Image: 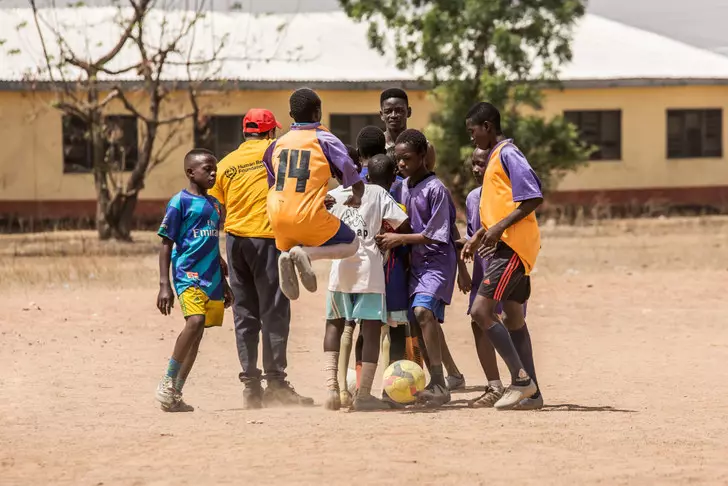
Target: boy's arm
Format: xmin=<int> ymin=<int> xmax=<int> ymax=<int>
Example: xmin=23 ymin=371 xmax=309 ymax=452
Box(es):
xmin=482 ymin=197 xmax=543 ymax=248
xmin=262 ymin=142 xmax=277 ymax=188
xmin=317 ymin=130 xmax=364 ymax=207
xmin=157 ymin=238 xmax=174 ymax=316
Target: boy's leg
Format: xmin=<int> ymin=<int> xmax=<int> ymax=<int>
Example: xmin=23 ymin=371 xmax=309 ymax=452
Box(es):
xmin=337 ymin=321 xmax=356 ymax=407
xmin=226 ymin=234 xmax=265 ymax=409
xmin=411 ymin=297 xmax=450 ymax=407
xmin=323 ymin=317 xmax=347 ymax=410
xmin=354 ymin=328 xmax=364 ymax=388
xmin=388 ymin=324 xmax=407 ymax=362
xmin=379 ymin=325 xmax=390 ymax=371
xmin=502 ymin=300 xmax=542 ymax=410
xmin=289 ymin=221 xmax=359 ymax=293
xmin=440 ymin=326 xmax=465 ymax=391
xmin=353 ymin=319 xmax=391 ymax=411
xmin=156 ymin=312 xmax=205 ymax=411
xmin=470 ymin=317 xmax=505 ymax=408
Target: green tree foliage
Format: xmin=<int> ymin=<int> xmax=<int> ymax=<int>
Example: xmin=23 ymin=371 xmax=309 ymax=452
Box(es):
xmin=340 ymin=0 xmax=592 ymax=200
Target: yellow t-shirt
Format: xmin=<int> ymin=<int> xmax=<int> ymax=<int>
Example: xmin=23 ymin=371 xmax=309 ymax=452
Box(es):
xmin=209 ymin=139 xmax=275 ymax=239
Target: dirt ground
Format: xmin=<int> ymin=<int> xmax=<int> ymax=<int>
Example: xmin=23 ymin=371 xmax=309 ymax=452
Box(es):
xmin=2 ymin=218 xmax=728 ymax=485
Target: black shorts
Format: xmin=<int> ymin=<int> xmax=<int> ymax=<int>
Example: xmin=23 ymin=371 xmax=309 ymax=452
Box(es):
xmin=477 ymin=243 xmax=531 ymax=304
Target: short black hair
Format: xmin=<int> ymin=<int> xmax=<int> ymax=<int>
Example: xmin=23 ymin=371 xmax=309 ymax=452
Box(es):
xmin=466 ymin=102 xmax=502 ymax=133
xmin=184 ymin=148 xmax=216 ymax=168
xmin=356 ymin=126 xmax=386 ymax=159
xmin=289 ymin=88 xmax=321 ymax=122
xmin=242 ymin=122 xmax=272 ymax=138
xmin=367 ymin=153 xmax=396 ymax=184
xmin=395 ymin=128 xmax=428 ymax=156
xmin=380 ymin=88 xmax=408 ymax=106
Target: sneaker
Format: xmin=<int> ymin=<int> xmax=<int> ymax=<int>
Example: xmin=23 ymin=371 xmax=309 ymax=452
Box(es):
xmin=324 ymin=389 xmax=341 ymax=411
xmin=415 ymin=382 xmax=451 ymax=408
xmin=471 ymin=385 xmax=504 ymax=408
xmin=289 ymin=246 xmax=317 ymax=293
xmin=512 ymin=393 xmax=544 ymax=411
xmin=263 ymin=380 xmax=315 ymax=407
xmin=352 ymin=394 xmax=392 ymax=411
xmin=243 ymin=381 xmax=263 ymax=410
xmin=494 ymin=380 xmax=538 ymax=410
xmin=340 ymin=390 xmax=354 ymax=408
xmin=155 ymin=376 xmax=177 ymax=408
xmin=446 ymin=373 xmax=466 ymax=391
xmin=278 ymin=252 xmax=300 ymax=300
xmin=161 ymin=397 xmax=195 ymax=413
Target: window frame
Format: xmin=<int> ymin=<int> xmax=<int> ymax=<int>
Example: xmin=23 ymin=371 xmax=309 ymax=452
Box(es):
xmin=62 ymin=114 xmax=139 ymax=174
xmin=666 ymin=108 xmax=723 ymax=159
xmin=563 ymin=109 xmax=622 ymax=162
xmin=329 ymin=113 xmax=385 ymax=146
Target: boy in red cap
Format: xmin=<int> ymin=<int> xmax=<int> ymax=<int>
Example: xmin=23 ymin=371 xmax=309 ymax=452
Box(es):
xmin=209 ymin=108 xmax=314 ymax=409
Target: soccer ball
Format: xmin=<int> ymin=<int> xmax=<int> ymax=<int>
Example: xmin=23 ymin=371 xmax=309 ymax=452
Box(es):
xmin=382 ymin=360 xmax=426 ymax=404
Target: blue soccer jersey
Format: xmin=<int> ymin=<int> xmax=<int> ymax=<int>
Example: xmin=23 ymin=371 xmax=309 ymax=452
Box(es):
xmin=158 ymin=189 xmax=223 ymax=300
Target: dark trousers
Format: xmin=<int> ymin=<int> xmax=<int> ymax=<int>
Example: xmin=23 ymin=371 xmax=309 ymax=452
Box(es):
xmin=226 ymin=234 xmax=290 ymax=383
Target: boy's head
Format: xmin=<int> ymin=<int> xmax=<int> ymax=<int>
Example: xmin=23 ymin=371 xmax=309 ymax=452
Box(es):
xmin=184 ymin=148 xmax=218 ymax=190
xmin=289 ymin=88 xmax=322 ymax=123
xmin=356 ymin=125 xmax=386 ymax=160
xmin=465 ymin=102 xmax=502 ymax=151
xmin=394 ymin=129 xmax=428 ymax=179
xmin=243 ymin=108 xmax=281 ymax=140
xmin=346 ymin=144 xmax=362 ymax=173
xmin=367 ymin=153 xmax=397 ymax=191
xmin=380 ymin=88 xmax=411 ymax=133
xmin=470 ymin=147 xmax=488 ymax=185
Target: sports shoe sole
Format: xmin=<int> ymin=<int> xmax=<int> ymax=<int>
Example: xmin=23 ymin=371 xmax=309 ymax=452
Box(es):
xmin=494 ymin=381 xmax=538 ymax=410
xmin=278 ymin=252 xmax=300 ymax=300
xmin=290 ymin=246 xmax=317 ymax=293
xmin=512 ymin=394 xmax=544 ymax=410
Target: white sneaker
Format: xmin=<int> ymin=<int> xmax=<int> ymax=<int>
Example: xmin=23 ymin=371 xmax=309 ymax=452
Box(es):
xmin=494 ymin=380 xmax=538 ymax=410
xmin=278 ymin=251 xmax=300 ymax=300
xmin=289 ymin=246 xmax=317 ymax=293
xmin=471 ymin=385 xmax=504 ymax=408
xmin=155 ymin=376 xmax=177 ymax=408
xmin=512 ymin=393 xmax=544 ymax=410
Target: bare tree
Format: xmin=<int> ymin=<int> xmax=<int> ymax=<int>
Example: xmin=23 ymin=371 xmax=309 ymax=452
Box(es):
xmin=28 ymin=0 xmax=227 ymax=240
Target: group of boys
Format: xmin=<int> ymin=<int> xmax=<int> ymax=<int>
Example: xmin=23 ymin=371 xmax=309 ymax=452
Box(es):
xmin=154 ymin=85 xmax=544 ymax=412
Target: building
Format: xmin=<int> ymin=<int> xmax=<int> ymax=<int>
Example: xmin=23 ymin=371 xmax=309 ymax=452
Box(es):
xmin=1 ymin=6 xmax=728 ymax=225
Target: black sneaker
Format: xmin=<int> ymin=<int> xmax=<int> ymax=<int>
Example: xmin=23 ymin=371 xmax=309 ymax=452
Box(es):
xmin=243 ymin=381 xmax=263 ymax=409
xmin=415 ymin=382 xmax=451 ymax=408
xmin=263 ymin=380 xmax=315 ymax=407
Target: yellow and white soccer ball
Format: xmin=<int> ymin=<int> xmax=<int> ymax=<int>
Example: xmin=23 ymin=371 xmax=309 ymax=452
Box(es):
xmin=382 ymin=360 xmax=426 ymax=404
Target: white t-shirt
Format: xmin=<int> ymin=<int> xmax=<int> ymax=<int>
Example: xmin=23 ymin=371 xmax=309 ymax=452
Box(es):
xmin=328 ymin=184 xmax=408 ymax=294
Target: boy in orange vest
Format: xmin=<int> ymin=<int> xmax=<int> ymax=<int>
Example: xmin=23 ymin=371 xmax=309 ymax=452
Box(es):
xmin=462 ymin=102 xmax=543 ymax=410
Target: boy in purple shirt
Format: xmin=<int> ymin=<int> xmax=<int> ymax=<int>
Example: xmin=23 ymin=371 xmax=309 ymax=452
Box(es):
xmin=376 ymin=129 xmax=457 ymax=407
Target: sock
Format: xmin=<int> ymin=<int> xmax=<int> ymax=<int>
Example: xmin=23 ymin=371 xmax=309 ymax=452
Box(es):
xmin=174 ymin=377 xmax=186 ymax=392
xmin=379 ymin=326 xmax=390 ymax=370
xmin=412 ymin=337 xmax=424 ymax=368
xmin=509 ymin=324 xmax=540 ymax=398
xmin=166 ymin=358 xmax=181 ymax=380
xmin=338 ymin=326 xmax=354 ymax=392
xmin=303 ymin=239 xmax=359 ymax=261
xmin=488 ymin=379 xmax=503 ymax=390
xmin=485 ymin=321 xmax=529 ymax=385
xmin=429 ymin=364 xmax=446 ymax=388
xmin=324 ymin=351 xmax=339 ymax=391
xmin=358 ymin=362 xmax=377 ymax=397
xmin=355 ymin=362 xmax=362 ymax=389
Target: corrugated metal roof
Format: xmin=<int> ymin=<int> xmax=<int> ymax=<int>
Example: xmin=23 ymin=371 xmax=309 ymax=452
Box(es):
xmin=3 ymin=7 xmax=728 ymax=86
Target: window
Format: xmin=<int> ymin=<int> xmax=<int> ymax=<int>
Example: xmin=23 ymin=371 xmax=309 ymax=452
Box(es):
xmin=667 ymin=109 xmax=723 ymax=159
xmin=330 ymin=114 xmax=385 ymax=146
xmin=195 ymin=115 xmax=243 ymax=159
xmin=564 ymin=110 xmax=622 ymax=161
xmin=62 ymin=115 xmax=138 ymax=173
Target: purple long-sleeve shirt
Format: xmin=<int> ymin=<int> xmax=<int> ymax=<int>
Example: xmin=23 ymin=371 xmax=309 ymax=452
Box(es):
xmin=262 ymin=122 xmax=362 ymax=188
xmin=401 ymin=173 xmax=457 ymax=305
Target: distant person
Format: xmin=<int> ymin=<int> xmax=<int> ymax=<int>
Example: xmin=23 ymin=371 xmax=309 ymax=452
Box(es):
xmin=209 ymin=109 xmax=313 ymax=409
xmin=379 ymin=88 xmax=436 ymax=172
xmin=155 ymin=149 xmax=233 ymax=412
xmin=462 ymin=102 xmax=543 ymax=410
xmin=263 ymin=88 xmax=365 ymax=300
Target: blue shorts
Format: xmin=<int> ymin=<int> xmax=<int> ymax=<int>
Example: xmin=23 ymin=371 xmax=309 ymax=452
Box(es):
xmin=409 ymin=293 xmax=446 ymax=323
xmin=322 ymin=220 xmax=355 ymax=246
xmin=326 ymin=291 xmax=387 ymax=323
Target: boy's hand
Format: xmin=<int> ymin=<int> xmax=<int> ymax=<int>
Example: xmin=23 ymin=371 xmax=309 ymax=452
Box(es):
xmin=343 ymin=193 xmax=362 ymax=208
xmin=457 ymin=268 xmax=472 ymax=294
xmin=223 ymin=281 xmax=234 ymax=308
xmin=482 ymin=223 xmax=505 ymax=249
xmin=220 ymin=256 xmax=229 ymax=278
xmin=324 ymin=194 xmax=336 ymax=210
xmin=462 ymin=236 xmax=481 ymax=262
xmin=157 ymin=284 xmax=174 ymax=316
xmin=375 ymin=232 xmax=402 ymax=250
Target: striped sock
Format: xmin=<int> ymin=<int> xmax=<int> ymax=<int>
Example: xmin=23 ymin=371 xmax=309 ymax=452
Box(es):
xmin=166 ymin=358 xmax=181 ymax=379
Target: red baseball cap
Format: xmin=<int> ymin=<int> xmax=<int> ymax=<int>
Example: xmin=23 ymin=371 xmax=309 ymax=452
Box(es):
xmin=243 ymin=108 xmax=282 ymax=134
